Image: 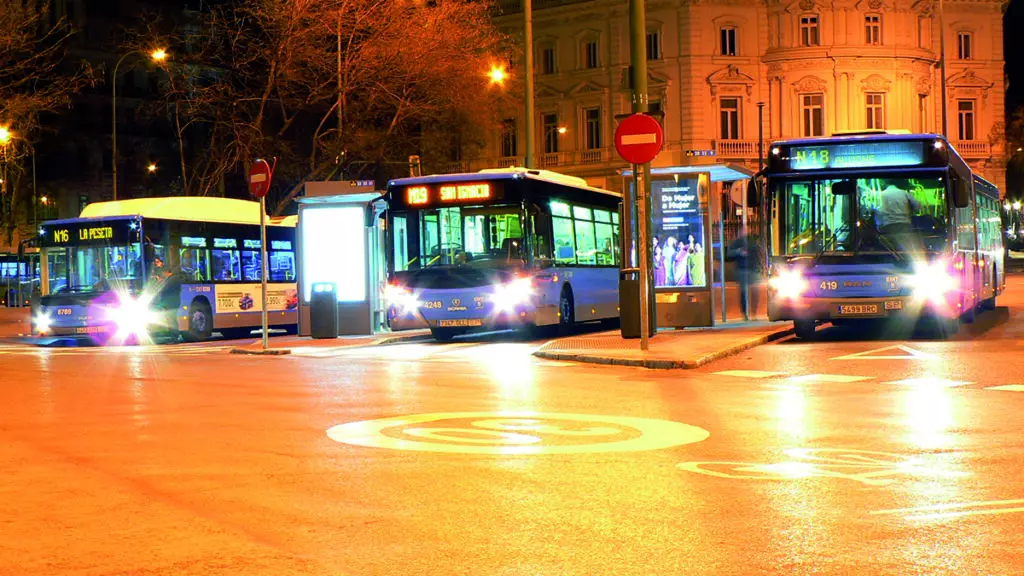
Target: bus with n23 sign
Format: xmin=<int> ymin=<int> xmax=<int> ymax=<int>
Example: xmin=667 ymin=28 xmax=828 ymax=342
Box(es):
xmin=384 ymin=168 xmax=622 ymax=341
xmin=32 ymin=197 xmax=298 ymax=344
xmin=756 ymin=132 xmax=1004 ymax=339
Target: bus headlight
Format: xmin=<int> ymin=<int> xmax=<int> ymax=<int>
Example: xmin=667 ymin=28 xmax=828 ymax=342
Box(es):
xmin=33 ymin=312 xmax=52 ymax=335
xmin=384 ymin=284 xmax=420 ymax=314
xmin=768 ymin=269 xmax=807 ymax=300
xmin=907 ymin=261 xmax=957 ymax=304
xmin=110 ymin=295 xmax=159 ymax=338
xmin=490 ymin=277 xmax=533 ymax=313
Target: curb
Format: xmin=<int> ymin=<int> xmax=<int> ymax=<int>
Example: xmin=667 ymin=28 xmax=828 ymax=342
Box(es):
xmin=532 ymin=326 xmax=794 ymax=370
xmin=228 ymin=331 xmax=433 ymax=356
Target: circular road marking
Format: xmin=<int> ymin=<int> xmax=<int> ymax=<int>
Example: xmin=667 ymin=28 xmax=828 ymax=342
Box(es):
xmin=326 ymin=412 xmax=710 ymax=455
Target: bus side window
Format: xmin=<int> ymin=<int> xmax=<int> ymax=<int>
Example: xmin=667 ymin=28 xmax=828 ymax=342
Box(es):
xmin=530 ymin=212 xmax=553 ymax=265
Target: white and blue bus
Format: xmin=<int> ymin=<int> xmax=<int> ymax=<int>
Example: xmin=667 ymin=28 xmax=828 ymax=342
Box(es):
xmin=758 ymin=132 xmax=1004 ymax=338
xmin=384 ymin=168 xmax=622 ymax=340
xmin=33 ymin=197 xmax=298 ymax=343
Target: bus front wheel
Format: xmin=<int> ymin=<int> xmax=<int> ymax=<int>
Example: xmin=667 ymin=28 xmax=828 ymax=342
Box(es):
xmin=183 ymin=301 xmax=213 ymax=342
xmin=794 ymin=320 xmax=816 ymax=340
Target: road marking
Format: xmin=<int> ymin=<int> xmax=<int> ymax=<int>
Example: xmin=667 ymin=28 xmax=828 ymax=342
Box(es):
xmin=831 ymin=344 xmax=936 ymax=361
xmin=986 ymin=385 xmax=1024 ymax=392
xmin=326 ymin=412 xmax=710 ymax=455
xmin=712 ymin=370 xmax=785 ymax=379
xmin=677 ymin=448 xmax=968 ymax=486
xmin=871 ymin=499 xmax=1024 ymax=521
xmin=789 ymin=374 xmax=874 ymax=383
xmin=883 ymin=377 xmax=973 ymax=388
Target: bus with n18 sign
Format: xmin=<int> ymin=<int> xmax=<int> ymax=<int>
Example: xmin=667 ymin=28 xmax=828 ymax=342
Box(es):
xmin=32 ymin=197 xmax=298 ymax=344
xmin=385 ymin=168 xmax=622 ymax=341
xmin=756 ymin=132 xmax=1004 ymax=339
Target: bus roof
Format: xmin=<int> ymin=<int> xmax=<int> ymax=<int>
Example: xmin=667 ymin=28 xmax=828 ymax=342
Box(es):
xmin=388 ymin=167 xmax=620 ymax=199
xmin=66 ymin=197 xmax=297 ymax=227
xmin=769 ymin=132 xmax=946 ymax=148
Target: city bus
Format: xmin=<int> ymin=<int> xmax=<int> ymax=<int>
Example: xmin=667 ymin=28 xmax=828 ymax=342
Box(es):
xmin=384 ymin=168 xmax=622 ymax=340
xmin=0 ymin=249 xmax=40 ymax=307
xmin=756 ymin=132 xmax=1004 ymax=339
xmin=32 ymin=197 xmax=298 ymax=343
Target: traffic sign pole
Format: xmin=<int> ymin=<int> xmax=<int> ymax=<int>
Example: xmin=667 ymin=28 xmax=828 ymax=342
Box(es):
xmin=248 ymin=158 xmax=275 ymax=353
xmin=260 ymin=196 xmax=269 ymax=352
xmin=635 ymin=164 xmax=651 ymax=351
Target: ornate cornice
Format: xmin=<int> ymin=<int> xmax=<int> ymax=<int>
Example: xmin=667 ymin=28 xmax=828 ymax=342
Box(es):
xmin=860 ymin=73 xmax=892 ymax=92
xmin=793 ymin=74 xmax=829 ymax=92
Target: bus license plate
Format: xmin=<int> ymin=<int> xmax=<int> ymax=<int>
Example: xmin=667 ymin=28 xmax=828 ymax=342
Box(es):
xmin=437 ymin=319 xmax=483 ymax=327
xmin=75 ymin=325 xmax=109 ymax=334
xmin=838 ymin=304 xmax=879 ymax=315
xmin=884 ymin=300 xmax=903 ymax=310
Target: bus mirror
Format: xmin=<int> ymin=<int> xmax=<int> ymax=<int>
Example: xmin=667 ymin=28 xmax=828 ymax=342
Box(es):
xmin=831 ymin=180 xmax=856 ymax=196
xmin=953 ymin=184 xmax=970 ymax=208
xmin=746 ymin=179 xmax=761 ymax=208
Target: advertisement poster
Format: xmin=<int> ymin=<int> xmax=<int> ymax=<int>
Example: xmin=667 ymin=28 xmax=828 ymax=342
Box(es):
xmin=650 ymin=179 xmax=706 ymax=288
xmin=214 ymin=283 xmax=299 ymax=313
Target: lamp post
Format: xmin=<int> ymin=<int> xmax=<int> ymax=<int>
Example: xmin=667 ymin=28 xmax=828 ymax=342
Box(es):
xmin=0 ymin=126 xmax=10 ymax=209
xmin=112 ymin=49 xmax=167 ymax=201
xmin=523 ymin=0 xmax=535 ymax=169
xmin=939 ymin=0 xmax=947 ymax=137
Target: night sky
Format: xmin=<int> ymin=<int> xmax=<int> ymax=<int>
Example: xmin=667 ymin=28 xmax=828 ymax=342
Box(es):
xmin=1005 ymin=0 xmax=1022 ymax=197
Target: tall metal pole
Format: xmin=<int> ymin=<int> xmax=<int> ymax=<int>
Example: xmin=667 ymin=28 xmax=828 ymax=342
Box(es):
xmin=523 ymin=0 xmax=535 ymax=169
xmin=111 ymin=52 xmax=135 ymax=202
xmin=260 ymin=197 xmax=269 ymax=352
xmin=939 ymin=0 xmax=948 ymax=137
xmin=629 ymin=0 xmax=652 ymax=350
xmin=31 ymin=149 xmax=36 ymax=227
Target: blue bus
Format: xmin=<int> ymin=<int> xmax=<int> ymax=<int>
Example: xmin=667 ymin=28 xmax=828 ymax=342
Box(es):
xmin=757 ymin=132 xmax=1004 ymax=338
xmin=384 ymin=168 xmax=622 ymax=340
xmin=33 ymin=197 xmax=298 ymax=343
xmin=1 ymin=250 xmax=40 ymax=307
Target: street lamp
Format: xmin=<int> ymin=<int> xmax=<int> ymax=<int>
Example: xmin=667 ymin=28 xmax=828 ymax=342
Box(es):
xmin=147 ymin=163 xmax=157 ymax=173
xmin=1014 ymin=201 xmax=1021 ymax=211
xmin=112 ymin=48 xmax=168 ymax=201
xmin=557 ymin=126 xmax=567 ymax=135
xmin=487 ymin=65 xmax=508 ymax=86
xmin=0 ymin=126 xmax=10 ymax=145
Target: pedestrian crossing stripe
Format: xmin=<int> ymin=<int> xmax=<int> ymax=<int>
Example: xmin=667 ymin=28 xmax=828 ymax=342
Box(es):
xmin=830 ymin=344 xmax=937 ymax=361
xmin=985 ymin=385 xmax=1024 ymax=392
xmin=882 ymin=377 xmax=974 ymax=388
xmin=789 ymin=374 xmax=874 ymax=383
xmin=713 ymin=370 xmax=785 ymax=379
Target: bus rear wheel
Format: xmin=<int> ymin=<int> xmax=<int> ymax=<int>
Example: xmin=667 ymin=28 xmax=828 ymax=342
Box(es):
xmin=793 ymin=320 xmax=816 ymax=340
xmin=558 ymin=289 xmax=576 ymax=336
xmin=183 ymin=301 xmax=213 ymax=342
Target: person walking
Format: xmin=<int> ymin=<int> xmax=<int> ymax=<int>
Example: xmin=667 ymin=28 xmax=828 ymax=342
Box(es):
xmin=729 ymin=234 xmax=764 ymax=321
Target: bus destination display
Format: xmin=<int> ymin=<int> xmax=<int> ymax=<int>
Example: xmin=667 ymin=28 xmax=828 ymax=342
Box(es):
xmin=783 ymin=141 xmax=927 ymax=171
xmin=403 ymin=182 xmax=498 ymax=207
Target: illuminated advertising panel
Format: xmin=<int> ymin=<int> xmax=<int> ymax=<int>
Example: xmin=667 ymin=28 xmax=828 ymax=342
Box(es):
xmin=301 ymin=206 xmax=366 ymax=303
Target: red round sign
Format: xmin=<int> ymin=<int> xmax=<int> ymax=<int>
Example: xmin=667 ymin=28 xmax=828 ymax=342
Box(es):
xmin=614 ymin=113 xmax=664 ymax=165
xmin=248 ymin=159 xmax=273 ymax=199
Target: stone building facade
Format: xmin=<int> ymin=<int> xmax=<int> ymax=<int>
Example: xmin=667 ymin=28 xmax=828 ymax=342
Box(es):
xmin=461 ymin=0 xmax=1006 ymax=195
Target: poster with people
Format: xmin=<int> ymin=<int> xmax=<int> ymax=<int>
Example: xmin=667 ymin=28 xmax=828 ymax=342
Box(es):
xmin=650 ymin=178 xmax=707 ymax=288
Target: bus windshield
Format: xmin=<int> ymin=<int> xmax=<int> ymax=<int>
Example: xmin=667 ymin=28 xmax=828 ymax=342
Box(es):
xmin=393 ymin=206 xmax=524 ymax=271
xmin=776 ymin=175 xmax=948 ymax=256
xmin=53 ymin=244 xmax=143 ymax=294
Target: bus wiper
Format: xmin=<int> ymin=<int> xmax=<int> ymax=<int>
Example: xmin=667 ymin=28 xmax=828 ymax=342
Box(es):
xmin=809 ymin=224 xmax=851 ymax=269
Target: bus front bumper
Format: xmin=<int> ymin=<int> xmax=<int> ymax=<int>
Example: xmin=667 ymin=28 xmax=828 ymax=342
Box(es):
xmin=389 ymin=309 xmax=538 ymax=332
xmin=768 ymin=295 xmax=943 ymax=322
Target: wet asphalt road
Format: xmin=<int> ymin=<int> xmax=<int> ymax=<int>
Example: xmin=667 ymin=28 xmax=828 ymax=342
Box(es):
xmin=3 ymin=281 xmax=1024 ymax=575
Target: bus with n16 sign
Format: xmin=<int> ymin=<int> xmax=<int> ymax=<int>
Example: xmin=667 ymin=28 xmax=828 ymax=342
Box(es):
xmin=384 ymin=168 xmax=622 ymax=341
xmin=32 ymin=197 xmax=298 ymax=343
xmin=756 ymin=132 xmax=1004 ymax=339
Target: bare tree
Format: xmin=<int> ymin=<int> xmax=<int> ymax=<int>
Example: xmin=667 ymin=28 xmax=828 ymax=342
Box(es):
xmin=0 ymin=0 xmax=91 ymax=241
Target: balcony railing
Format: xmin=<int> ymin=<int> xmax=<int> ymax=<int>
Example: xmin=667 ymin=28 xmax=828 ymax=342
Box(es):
xmin=715 ymin=139 xmax=759 ymax=159
xmin=578 ymin=148 xmax=607 ymax=164
xmin=441 ymin=160 xmax=470 ymax=174
xmin=537 ymin=152 xmax=565 ymax=168
xmin=498 ymin=156 xmax=520 ymax=168
xmin=952 ymin=140 xmax=991 ymax=159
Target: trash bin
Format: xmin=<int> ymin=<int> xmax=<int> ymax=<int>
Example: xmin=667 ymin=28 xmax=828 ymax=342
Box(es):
xmin=309 ymin=282 xmax=338 ymax=339
xmin=619 ymin=269 xmax=655 ymax=339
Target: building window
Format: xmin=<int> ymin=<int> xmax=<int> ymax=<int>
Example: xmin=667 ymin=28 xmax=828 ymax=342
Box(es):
xmin=800 ymin=15 xmax=820 ymax=47
xmin=541 ymin=46 xmax=556 ymax=74
xmin=957 ymin=32 xmax=972 ymax=60
xmin=500 ymin=119 xmax=518 ymax=158
xmin=649 ymin=99 xmax=663 ymax=121
xmin=543 ymin=113 xmax=559 ymax=153
xmin=719 ymin=98 xmax=740 ymax=140
xmin=646 ymin=30 xmax=661 ymax=61
xmin=584 ymin=40 xmax=599 ymax=69
xmin=958 ymin=100 xmax=975 ymax=140
xmin=865 ymin=14 xmax=881 ymax=45
xmin=584 ymin=107 xmax=601 ymax=150
xmin=865 ymin=93 xmax=885 ymax=129
xmin=720 ymin=27 xmax=737 ymax=56
xmin=801 ymin=94 xmax=824 ymax=137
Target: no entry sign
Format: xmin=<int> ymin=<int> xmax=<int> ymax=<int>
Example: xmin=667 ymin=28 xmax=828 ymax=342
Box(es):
xmin=615 ymin=114 xmax=664 ymax=165
xmin=249 ymin=159 xmax=273 ymax=199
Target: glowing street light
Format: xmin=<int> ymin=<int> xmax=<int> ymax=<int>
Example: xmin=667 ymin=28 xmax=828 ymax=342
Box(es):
xmin=147 ymin=163 xmax=157 ymax=173
xmin=557 ymin=126 xmax=567 ymax=135
xmin=488 ymin=65 xmax=508 ymax=86
xmin=40 ymin=196 xmax=48 ymax=205
xmin=1005 ymin=201 xmax=1012 ymax=211
xmin=113 ymin=48 xmax=170 ymax=200
xmin=1014 ymin=201 xmax=1021 ymax=211
xmin=0 ymin=126 xmax=10 ymax=145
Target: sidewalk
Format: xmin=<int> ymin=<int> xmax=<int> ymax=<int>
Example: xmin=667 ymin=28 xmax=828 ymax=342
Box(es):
xmin=0 ymin=307 xmax=30 ymax=338
xmin=230 ymin=329 xmax=432 ymax=355
xmin=533 ymin=320 xmax=793 ymax=370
